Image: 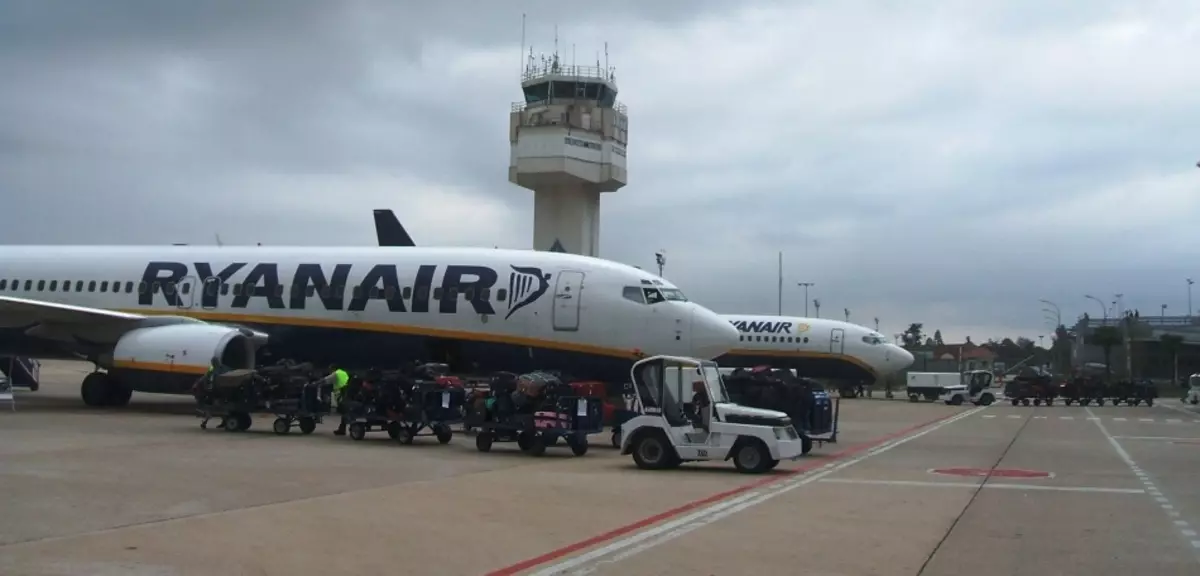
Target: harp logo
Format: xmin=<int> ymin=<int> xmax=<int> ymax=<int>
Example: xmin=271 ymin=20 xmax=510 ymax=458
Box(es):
xmin=505 ymin=265 xmax=551 ymax=319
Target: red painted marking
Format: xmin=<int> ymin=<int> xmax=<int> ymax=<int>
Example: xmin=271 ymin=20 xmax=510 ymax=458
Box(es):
xmin=485 ymin=411 xmax=962 ymax=576
xmin=931 ymin=467 xmax=1050 ymax=479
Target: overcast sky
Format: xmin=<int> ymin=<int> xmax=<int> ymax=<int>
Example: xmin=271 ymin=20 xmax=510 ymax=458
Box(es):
xmin=2 ymin=0 xmax=1198 ymax=343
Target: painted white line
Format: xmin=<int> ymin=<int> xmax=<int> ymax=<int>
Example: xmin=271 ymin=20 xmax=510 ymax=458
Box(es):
xmin=818 ymin=478 xmax=1145 ymax=494
xmin=1086 ymin=407 xmax=1200 ymax=564
xmin=1167 ymin=419 xmax=1183 ymax=424
xmin=1034 ymin=415 xmax=1046 ymax=419
xmin=530 ymin=407 xmax=986 ymax=576
xmin=982 ymin=414 xmax=996 ymax=419
xmin=1087 ymin=417 xmax=1100 ymax=421
xmin=1112 ymin=436 xmax=1200 ymax=442
xmin=1139 ymin=418 xmax=1156 ymax=422
xmin=1113 ymin=417 xmax=1128 ymax=422
xmin=1060 ymin=416 xmax=1075 ymax=420
xmin=1007 ymin=415 xmax=1022 ymax=419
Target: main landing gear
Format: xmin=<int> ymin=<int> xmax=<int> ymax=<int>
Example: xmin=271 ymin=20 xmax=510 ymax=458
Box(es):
xmin=80 ymin=371 xmax=132 ymax=407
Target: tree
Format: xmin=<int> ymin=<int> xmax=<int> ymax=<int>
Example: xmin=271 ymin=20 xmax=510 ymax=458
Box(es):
xmin=1090 ymin=326 xmax=1123 ymax=381
xmin=1160 ymin=334 xmax=1185 ymax=385
xmin=902 ymin=323 xmax=924 ymax=348
xmin=933 ymin=330 xmax=944 ymax=346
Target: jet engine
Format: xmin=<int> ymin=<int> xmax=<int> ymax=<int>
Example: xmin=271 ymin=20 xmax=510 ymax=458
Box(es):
xmin=101 ymin=323 xmax=259 ymax=397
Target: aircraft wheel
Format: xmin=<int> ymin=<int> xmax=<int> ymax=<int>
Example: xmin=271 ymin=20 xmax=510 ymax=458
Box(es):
xmin=80 ymin=373 xmax=110 ymax=407
xmin=298 ymin=417 xmax=317 ymax=434
xmin=273 ymin=417 xmax=290 ymax=435
xmin=105 ymin=380 xmax=132 ymax=407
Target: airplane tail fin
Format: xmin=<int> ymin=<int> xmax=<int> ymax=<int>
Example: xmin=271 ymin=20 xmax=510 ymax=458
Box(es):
xmin=373 ymin=209 xmax=416 ymax=247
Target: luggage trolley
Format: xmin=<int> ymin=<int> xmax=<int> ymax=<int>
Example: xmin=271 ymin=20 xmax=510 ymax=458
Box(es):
xmin=388 ymin=364 xmax=467 ymax=445
xmin=466 ymin=371 xmax=604 ymax=457
xmin=194 ymin=369 xmax=264 ymax=432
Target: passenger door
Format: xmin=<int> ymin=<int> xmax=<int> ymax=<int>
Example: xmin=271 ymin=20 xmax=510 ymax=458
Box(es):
xmin=830 ymin=328 xmax=844 ymax=354
xmin=552 ymin=271 xmax=584 ymax=331
xmin=176 ymin=276 xmax=197 ymax=310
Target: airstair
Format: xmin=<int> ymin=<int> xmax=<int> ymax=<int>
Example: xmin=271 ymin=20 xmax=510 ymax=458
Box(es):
xmin=0 ymin=356 xmax=40 ymax=390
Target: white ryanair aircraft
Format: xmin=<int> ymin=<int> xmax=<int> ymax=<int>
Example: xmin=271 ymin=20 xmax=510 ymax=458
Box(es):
xmin=719 ymin=315 xmax=913 ymax=383
xmin=373 ymin=210 xmax=915 ymax=383
xmin=0 ymin=246 xmax=739 ymax=407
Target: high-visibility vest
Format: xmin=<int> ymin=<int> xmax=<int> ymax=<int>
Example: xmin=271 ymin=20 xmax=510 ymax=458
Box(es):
xmin=333 ymin=369 xmax=349 ymax=391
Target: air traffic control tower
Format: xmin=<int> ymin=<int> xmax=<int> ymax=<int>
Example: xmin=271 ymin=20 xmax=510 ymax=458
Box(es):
xmin=508 ymin=50 xmax=629 ymax=256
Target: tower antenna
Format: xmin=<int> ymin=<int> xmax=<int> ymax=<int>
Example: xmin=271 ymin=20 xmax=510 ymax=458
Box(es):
xmin=604 ymin=42 xmax=609 ymax=79
xmin=519 ymin=13 xmax=526 ymax=76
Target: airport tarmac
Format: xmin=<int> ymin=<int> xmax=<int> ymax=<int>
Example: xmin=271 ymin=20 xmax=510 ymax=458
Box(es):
xmin=2 ymin=361 xmax=1200 ymax=575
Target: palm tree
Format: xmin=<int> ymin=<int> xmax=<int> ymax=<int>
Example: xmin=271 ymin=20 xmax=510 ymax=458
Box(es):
xmin=1090 ymin=326 xmax=1123 ymax=381
xmin=1160 ymin=334 xmax=1185 ymax=387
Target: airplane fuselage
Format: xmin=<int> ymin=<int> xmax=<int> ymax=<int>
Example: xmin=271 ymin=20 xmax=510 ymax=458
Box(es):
xmin=717 ymin=315 xmax=914 ymax=382
xmin=0 ymin=246 xmax=739 ymax=398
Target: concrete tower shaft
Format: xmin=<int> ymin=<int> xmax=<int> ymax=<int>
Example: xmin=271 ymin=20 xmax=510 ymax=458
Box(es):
xmin=508 ymin=51 xmax=628 ymax=256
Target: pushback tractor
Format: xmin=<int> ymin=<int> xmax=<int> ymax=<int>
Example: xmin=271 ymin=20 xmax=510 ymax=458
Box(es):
xmin=619 ymin=356 xmax=808 ymax=474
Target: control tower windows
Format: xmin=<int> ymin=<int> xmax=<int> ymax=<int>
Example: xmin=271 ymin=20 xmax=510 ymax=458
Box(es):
xmin=522 ymin=81 xmax=617 ymax=108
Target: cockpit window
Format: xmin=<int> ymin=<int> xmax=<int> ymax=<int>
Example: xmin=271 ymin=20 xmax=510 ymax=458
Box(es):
xmin=659 ymin=288 xmax=687 ymax=302
xmin=862 ymin=333 xmax=887 ymax=345
xmin=622 ymin=286 xmax=646 ymax=304
xmin=643 ymin=287 xmax=665 ymax=304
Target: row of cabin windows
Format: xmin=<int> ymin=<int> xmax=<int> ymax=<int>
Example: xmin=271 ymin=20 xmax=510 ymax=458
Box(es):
xmin=0 ymin=278 xmax=510 ymax=303
xmin=739 ymin=334 xmax=810 ymax=344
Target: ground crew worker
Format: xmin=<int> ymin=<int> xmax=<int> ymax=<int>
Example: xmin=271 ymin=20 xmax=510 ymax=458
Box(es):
xmin=320 ymin=364 xmax=351 ymax=435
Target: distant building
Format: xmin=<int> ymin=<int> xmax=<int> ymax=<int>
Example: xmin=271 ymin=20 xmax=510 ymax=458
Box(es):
xmin=931 ymin=343 xmax=998 ymax=372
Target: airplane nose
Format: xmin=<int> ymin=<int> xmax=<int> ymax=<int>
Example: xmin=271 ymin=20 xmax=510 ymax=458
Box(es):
xmin=689 ymin=305 xmax=740 ymax=359
xmin=893 ymin=345 xmax=915 ymax=370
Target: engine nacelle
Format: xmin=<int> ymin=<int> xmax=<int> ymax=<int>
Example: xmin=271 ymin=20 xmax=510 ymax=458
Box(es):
xmin=109 ymin=324 xmax=258 ymax=394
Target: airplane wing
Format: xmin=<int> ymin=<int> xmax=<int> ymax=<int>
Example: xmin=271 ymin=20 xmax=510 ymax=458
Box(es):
xmin=0 ymin=294 xmax=145 ymax=325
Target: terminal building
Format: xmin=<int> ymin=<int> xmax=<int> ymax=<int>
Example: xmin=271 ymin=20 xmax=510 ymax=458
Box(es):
xmin=508 ymin=50 xmax=628 ymax=257
xmin=1070 ymin=314 xmax=1200 ymax=381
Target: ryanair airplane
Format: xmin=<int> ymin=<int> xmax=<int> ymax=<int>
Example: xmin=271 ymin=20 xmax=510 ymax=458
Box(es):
xmin=0 ymin=246 xmax=739 ymax=407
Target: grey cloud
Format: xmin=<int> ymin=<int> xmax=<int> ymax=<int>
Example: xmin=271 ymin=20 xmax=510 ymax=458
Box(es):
xmin=2 ymin=0 xmax=1199 ymax=342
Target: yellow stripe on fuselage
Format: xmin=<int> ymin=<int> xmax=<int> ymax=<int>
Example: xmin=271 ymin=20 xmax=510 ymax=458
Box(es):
xmin=118 ymin=308 xmax=643 ymax=360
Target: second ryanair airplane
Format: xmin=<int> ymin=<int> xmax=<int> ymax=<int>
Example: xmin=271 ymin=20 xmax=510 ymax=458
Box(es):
xmin=373 ymin=210 xmax=914 ymax=383
xmin=0 ymin=246 xmax=739 ymax=407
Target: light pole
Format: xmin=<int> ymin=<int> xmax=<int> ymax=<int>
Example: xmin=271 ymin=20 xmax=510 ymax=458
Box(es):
xmin=1084 ymin=294 xmax=1108 ymax=321
xmin=1039 ymin=335 xmax=1044 ymax=348
xmin=1040 ymin=299 xmax=1061 ymax=327
xmin=1188 ymin=278 xmax=1194 ymax=319
xmin=1114 ymin=293 xmax=1124 ymax=318
xmin=797 ymin=282 xmax=815 ymax=316
xmin=844 ymin=308 xmax=850 ymax=322
xmin=874 ymin=317 xmax=880 ymax=332
xmin=654 ymin=251 xmax=666 ymax=277
xmin=813 ymin=298 xmax=821 ymax=318
xmin=1161 ymin=304 xmax=1167 ymax=321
